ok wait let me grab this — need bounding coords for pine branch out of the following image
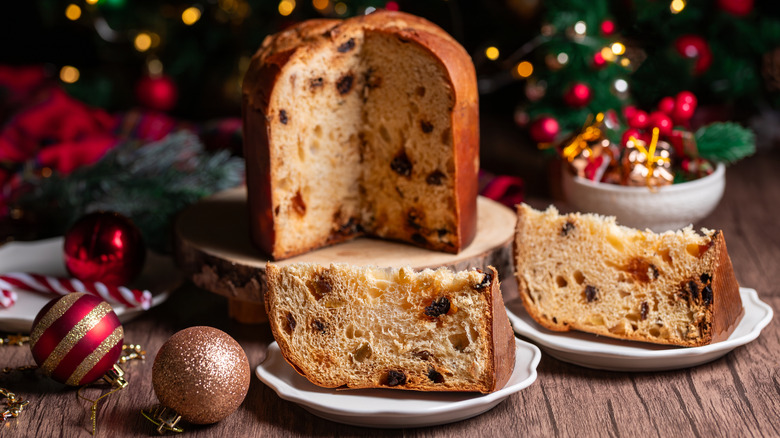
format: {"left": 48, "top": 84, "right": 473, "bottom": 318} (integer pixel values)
{"left": 18, "top": 131, "right": 244, "bottom": 252}
{"left": 695, "top": 122, "right": 756, "bottom": 164}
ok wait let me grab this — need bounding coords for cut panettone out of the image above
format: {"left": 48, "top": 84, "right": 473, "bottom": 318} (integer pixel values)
{"left": 242, "top": 10, "right": 478, "bottom": 260}
{"left": 514, "top": 204, "right": 744, "bottom": 347}
{"left": 265, "top": 263, "right": 515, "bottom": 393}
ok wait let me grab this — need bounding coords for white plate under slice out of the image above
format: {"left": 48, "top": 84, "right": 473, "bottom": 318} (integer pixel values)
{"left": 0, "top": 237, "right": 181, "bottom": 333}
{"left": 506, "top": 288, "right": 772, "bottom": 372}
{"left": 255, "top": 338, "right": 541, "bottom": 428}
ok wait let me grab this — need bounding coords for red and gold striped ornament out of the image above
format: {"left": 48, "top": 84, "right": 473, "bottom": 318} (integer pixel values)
{"left": 30, "top": 293, "right": 124, "bottom": 386}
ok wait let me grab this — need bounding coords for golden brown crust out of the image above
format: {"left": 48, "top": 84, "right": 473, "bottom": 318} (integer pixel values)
{"left": 242, "top": 10, "right": 477, "bottom": 260}
{"left": 487, "top": 266, "right": 516, "bottom": 391}
{"left": 708, "top": 232, "right": 744, "bottom": 343}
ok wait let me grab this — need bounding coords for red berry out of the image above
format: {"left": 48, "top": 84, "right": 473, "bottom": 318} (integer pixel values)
{"left": 648, "top": 111, "right": 674, "bottom": 135}
{"left": 676, "top": 91, "right": 697, "bottom": 106}
{"left": 717, "top": 0, "right": 753, "bottom": 16}
{"left": 673, "top": 92, "right": 697, "bottom": 122}
{"left": 657, "top": 97, "right": 675, "bottom": 115}
{"left": 621, "top": 128, "right": 641, "bottom": 147}
{"left": 628, "top": 110, "right": 649, "bottom": 129}
{"left": 623, "top": 105, "right": 637, "bottom": 121}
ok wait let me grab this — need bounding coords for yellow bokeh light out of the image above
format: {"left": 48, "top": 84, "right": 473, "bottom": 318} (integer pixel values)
{"left": 65, "top": 4, "right": 81, "bottom": 21}
{"left": 85, "top": 0, "right": 98, "bottom": 4}
{"left": 485, "top": 46, "right": 499, "bottom": 61}
{"left": 670, "top": 0, "right": 686, "bottom": 13}
{"left": 134, "top": 33, "right": 152, "bottom": 52}
{"left": 620, "top": 58, "right": 631, "bottom": 67}
{"left": 601, "top": 47, "right": 616, "bottom": 62}
{"left": 182, "top": 7, "right": 202, "bottom": 25}
{"left": 278, "top": 0, "right": 295, "bottom": 16}
{"left": 515, "top": 61, "right": 533, "bottom": 78}
{"left": 334, "top": 2, "right": 347, "bottom": 15}
{"left": 313, "top": 0, "right": 329, "bottom": 10}
{"left": 60, "top": 66, "right": 80, "bottom": 84}
{"left": 611, "top": 42, "right": 626, "bottom": 56}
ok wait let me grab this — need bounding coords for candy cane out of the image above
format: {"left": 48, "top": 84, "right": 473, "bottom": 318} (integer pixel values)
{"left": 0, "top": 289, "right": 16, "bottom": 309}
{"left": 0, "top": 273, "right": 151, "bottom": 310}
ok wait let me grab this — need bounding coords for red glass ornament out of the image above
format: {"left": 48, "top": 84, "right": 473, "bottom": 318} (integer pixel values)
{"left": 648, "top": 111, "right": 674, "bottom": 135}
{"left": 135, "top": 75, "right": 178, "bottom": 112}
{"left": 592, "top": 52, "right": 607, "bottom": 69}
{"left": 30, "top": 293, "right": 124, "bottom": 386}
{"left": 64, "top": 212, "right": 146, "bottom": 287}
{"left": 563, "top": 82, "right": 592, "bottom": 108}
{"left": 674, "top": 35, "right": 712, "bottom": 75}
{"left": 628, "top": 110, "right": 649, "bottom": 129}
{"left": 600, "top": 20, "right": 615, "bottom": 35}
{"left": 717, "top": 0, "right": 753, "bottom": 16}
{"left": 657, "top": 97, "right": 675, "bottom": 115}
{"left": 529, "top": 116, "right": 559, "bottom": 143}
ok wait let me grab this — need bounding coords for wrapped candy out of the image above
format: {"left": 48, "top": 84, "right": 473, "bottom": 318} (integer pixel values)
{"left": 561, "top": 113, "right": 618, "bottom": 181}
{"left": 622, "top": 127, "right": 675, "bottom": 188}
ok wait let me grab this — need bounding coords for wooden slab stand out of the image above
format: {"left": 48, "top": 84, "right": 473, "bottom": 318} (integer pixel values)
{"left": 175, "top": 187, "right": 518, "bottom": 323}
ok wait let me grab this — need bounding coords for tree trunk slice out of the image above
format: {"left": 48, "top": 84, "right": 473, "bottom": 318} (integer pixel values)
{"left": 175, "top": 187, "right": 518, "bottom": 323}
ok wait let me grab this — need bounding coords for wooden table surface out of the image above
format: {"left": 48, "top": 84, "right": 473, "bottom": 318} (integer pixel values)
{"left": 2, "top": 148, "right": 778, "bottom": 437}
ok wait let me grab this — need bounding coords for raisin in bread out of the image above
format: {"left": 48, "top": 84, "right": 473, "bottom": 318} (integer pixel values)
{"left": 514, "top": 204, "right": 744, "bottom": 347}
{"left": 242, "top": 10, "right": 478, "bottom": 260}
{"left": 265, "top": 264, "right": 515, "bottom": 393}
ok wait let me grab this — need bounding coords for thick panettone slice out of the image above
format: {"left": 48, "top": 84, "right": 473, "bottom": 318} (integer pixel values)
{"left": 265, "top": 263, "right": 515, "bottom": 393}
{"left": 514, "top": 204, "right": 744, "bottom": 347}
{"left": 242, "top": 10, "right": 478, "bottom": 260}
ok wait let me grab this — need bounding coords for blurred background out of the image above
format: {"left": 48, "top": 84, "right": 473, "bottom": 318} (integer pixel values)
{"left": 1, "top": 0, "right": 777, "bottom": 246}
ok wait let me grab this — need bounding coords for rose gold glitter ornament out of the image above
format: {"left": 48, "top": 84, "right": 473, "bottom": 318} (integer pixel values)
{"left": 144, "top": 326, "right": 250, "bottom": 432}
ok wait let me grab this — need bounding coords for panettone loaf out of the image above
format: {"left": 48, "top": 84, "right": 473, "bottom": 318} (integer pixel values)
{"left": 514, "top": 204, "right": 744, "bottom": 347}
{"left": 242, "top": 10, "right": 478, "bottom": 260}
{"left": 265, "top": 264, "right": 515, "bottom": 393}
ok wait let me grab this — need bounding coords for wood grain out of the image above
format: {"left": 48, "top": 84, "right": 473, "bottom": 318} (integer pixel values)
{"left": 175, "top": 190, "right": 518, "bottom": 322}
{"left": 1, "top": 149, "right": 778, "bottom": 437}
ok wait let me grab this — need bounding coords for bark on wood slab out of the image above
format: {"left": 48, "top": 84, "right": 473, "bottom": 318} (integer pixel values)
{"left": 175, "top": 187, "right": 517, "bottom": 323}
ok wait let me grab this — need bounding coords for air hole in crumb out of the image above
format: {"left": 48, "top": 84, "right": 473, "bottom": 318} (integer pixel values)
{"left": 619, "top": 290, "right": 631, "bottom": 298}
{"left": 291, "top": 190, "right": 306, "bottom": 216}
{"left": 658, "top": 247, "right": 673, "bottom": 265}
{"left": 379, "top": 125, "right": 391, "bottom": 143}
{"left": 352, "top": 343, "right": 372, "bottom": 362}
{"left": 298, "top": 142, "right": 305, "bottom": 161}
{"left": 313, "top": 125, "right": 323, "bottom": 138}
{"left": 415, "top": 86, "right": 426, "bottom": 97}
{"left": 309, "top": 140, "right": 320, "bottom": 155}
{"left": 573, "top": 270, "right": 585, "bottom": 284}
{"left": 420, "top": 120, "right": 434, "bottom": 133}
{"left": 449, "top": 332, "right": 470, "bottom": 352}
{"left": 607, "top": 234, "right": 624, "bottom": 252}
{"left": 626, "top": 313, "right": 640, "bottom": 322}
{"left": 686, "top": 243, "right": 702, "bottom": 257}
{"left": 440, "top": 128, "right": 451, "bottom": 145}
{"left": 367, "top": 286, "right": 383, "bottom": 299}
{"left": 649, "top": 327, "right": 661, "bottom": 337}
{"left": 555, "top": 276, "right": 568, "bottom": 288}
{"left": 409, "top": 101, "right": 419, "bottom": 114}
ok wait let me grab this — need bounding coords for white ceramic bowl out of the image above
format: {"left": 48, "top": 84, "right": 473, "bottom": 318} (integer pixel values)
{"left": 561, "top": 163, "right": 725, "bottom": 232}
